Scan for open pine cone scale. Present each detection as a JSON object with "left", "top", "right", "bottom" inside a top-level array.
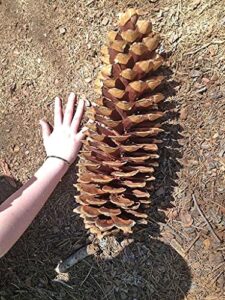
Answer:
[{"left": 75, "top": 9, "right": 165, "bottom": 238}]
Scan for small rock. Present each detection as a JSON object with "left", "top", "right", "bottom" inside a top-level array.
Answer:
[
  {"left": 9, "top": 82, "right": 16, "bottom": 94},
  {"left": 59, "top": 27, "right": 66, "bottom": 35},
  {"left": 37, "top": 58, "right": 41, "bottom": 64},
  {"left": 55, "top": 78, "right": 59, "bottom": 85},
  {"left": 210, "top": 74, "right": 219, "bottom": 81},
  {"left": 190, "top": 69, "right": 202, "bottom": 78},
  {"left": 201, "top": 142, "right": 211, "bottom": 150},
  {"left": 217, "top": 187, "right": 225, "bottom": 193},
  {"left": 204, "top": 100, "right": 212, "bottom": 107},
  {"left": 25, "top": 150, "right": 29, "bottom": 155},
  {"left": 196, "top": 86, "right": 207, "bottom": 94},
  {"left": 208, "top": 45, "right": 218, "bottom": 56},
  {"left": 180, "top": 107, "right": 188, "bottom": 120},
  {"left": 85, "top": 77, "right": 92, "bottom": 83},
  {"left": 189, "top": 159, "right": 199, "bottom": 166},
  {"left": 201, "top": 77, "right": 210, "bottom": 85},
  {"left": 218, "top": 149, "right": 225, "bottom": 157},
  {"left": 209, "top": 90, "right": 223, "bottom": 100},
  {"left": 208, "top": 161, "right": 217, "bottom": 170},
  {"left": 179, "top": 209, "right": 193, "bottom": 228},
  {"left": 101, "top": 17, "right": 109, "bottom": 26},
  {"left": 13, "top": 145, "right": 20, "bottom": 153}
]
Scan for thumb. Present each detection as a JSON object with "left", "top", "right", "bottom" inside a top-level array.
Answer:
[{"left": 39, "top": 119, "right": 52, "bottom": 141}]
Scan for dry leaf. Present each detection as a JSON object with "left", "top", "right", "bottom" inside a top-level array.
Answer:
[
  {"left": 203, "top": 238, "right": 211, "bottom": 250},
  {"left": 179, "top": 209, "right": 193, "bottom": 228},
  {"left": 164, "top": 207, "right": 179, "bottom": 221}
]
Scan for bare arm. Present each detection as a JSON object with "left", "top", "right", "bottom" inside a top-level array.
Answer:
[{"left": 0, "top": 93, "right": 86, "bottom": 257}]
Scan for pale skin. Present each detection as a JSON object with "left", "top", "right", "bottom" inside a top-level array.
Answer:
[{"left": 0, "top": 92, "right": 86, "bottom": 258}]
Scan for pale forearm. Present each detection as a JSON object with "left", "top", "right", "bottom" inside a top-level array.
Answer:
[
  {"left": 0, "top": 158, "right": 68, "bottom": 257},
  {"left": 0, "top": 93, "right": 85, "bottom": 257}
]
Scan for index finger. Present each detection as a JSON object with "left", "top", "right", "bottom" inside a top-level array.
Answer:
[{"left": 54, "top": 97, "right": 63, "bottom": 127}]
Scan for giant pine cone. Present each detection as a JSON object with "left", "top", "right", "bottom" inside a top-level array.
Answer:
[{"left": 75, "top": 9, "right": 165, "bottom": 238}]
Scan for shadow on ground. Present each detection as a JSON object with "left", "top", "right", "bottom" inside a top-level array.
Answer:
[
  {"left": 0, "top": 97, "right": 190, "bottom": 300},
  {"left": 0, "top": 174, "right": 191, "bottom": 299}
]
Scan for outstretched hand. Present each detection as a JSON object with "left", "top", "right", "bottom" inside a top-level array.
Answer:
[{"left": 39, "top": 92, "right": 86, "bottom": 164}]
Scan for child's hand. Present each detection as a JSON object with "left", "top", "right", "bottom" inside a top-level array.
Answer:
[{"left": 39, "top": 92, "right": 87, "bottom": 164}]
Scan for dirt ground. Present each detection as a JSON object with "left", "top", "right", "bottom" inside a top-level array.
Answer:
[{"left": 0, "top": 0, "right": 225, "bottom": 299}]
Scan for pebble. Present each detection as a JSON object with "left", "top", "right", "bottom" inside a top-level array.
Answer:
[
  {"left": 201, "top": 77, "right": 210, "bottom": 85},
  {"left": 101, "top": 17, "right": 109, "bottom": 26},
  {"left": 209, "top": 90, "right": 223, "bottom": 100},
  {"left": 210, "top": 74, "right": 219, "bottom": 81},
  {"left": 13, "top": 145, "right": 20, "bottom": 153},
  {"left": 59, "top": 27, "right": 66, "bottom": 35},
  {"left": 201, "top": 142, "right": 211, "bottom": 150},
  {"left": 85, "top": 77, "right": 92, "bottom": 83},
  {"left": 208, "top": 161, "right": 217, "bottom": 170},
  {"left": 218, "top": 149, "right": 225, "bottom": 157},
  {"left": 9, "top": 82, "right": 16, "bottom": 94},
  {"left": 54, "top": 78, "right": 59, "bottom": 85},
  {"left": 196, "top": 86, "right": 207, "bottom": 94},
  {"left": 190, "top": 69, "right": 202, "bottom": 78},
  {"left": 212, "top": 132, "right": 219, "bottom": 139},
  {"left": 180, "top": 107, "right": 188, "bottom": 120}
]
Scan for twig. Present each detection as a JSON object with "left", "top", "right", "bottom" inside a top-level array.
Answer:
[
  {"left": 192, "top": 194, "right": 221, "bottom": 243},
  {"left": 52, "top": 278, "right": 74, "bottom": 290},
  {"left": 185, "top": 40, "right": 224, "bottom": 55},
  {"left": 208, "top": 199, "right": 225, "bottom": 211},
  {"left": 80, "top": 265, "right": 93, "bottom": 286},
  {"left": 184, "top": 233, "right": 200, "bottom": 255},
  {"left": 206, "top": 262, "right": 225, "bottom": 286},
  {"left": 55, "top": 243, "right": 99, "bottom": 273},
  {"left": 210, "top": 269, "right": 225, "bottom": 287}
]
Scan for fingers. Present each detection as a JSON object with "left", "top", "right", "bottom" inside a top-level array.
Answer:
[
  {"left": 75, "top": 126, "right": 88, "bottom": 143},
  {"left": 71, "top": 98, "right": 85, "bottom": 133},
  {"left": 54, "top": 97, "right": 63, "bottom": 127},
  {"left": 63, "top": 92, "right": 76, "bottom": 127},
  {"left": 39, "top": 120, "right": 52, "bottom": 141}
]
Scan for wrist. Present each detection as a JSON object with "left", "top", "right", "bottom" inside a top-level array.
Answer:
[{"left": 35, "top": 157, "right": 69, "bottom": 179}]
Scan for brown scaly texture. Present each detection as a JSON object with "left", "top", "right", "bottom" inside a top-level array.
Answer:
[{"left": 74, "top": 9, "right": 165, "bottom": 238}]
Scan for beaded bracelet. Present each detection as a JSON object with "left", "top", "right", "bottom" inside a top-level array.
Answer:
[{"left": 47, "top": 155, "right": 70, "bottom": 166}]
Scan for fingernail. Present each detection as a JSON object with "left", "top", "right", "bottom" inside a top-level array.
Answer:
[{"left": 69, "top": 92, "right": 76, "bottom": 101}]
